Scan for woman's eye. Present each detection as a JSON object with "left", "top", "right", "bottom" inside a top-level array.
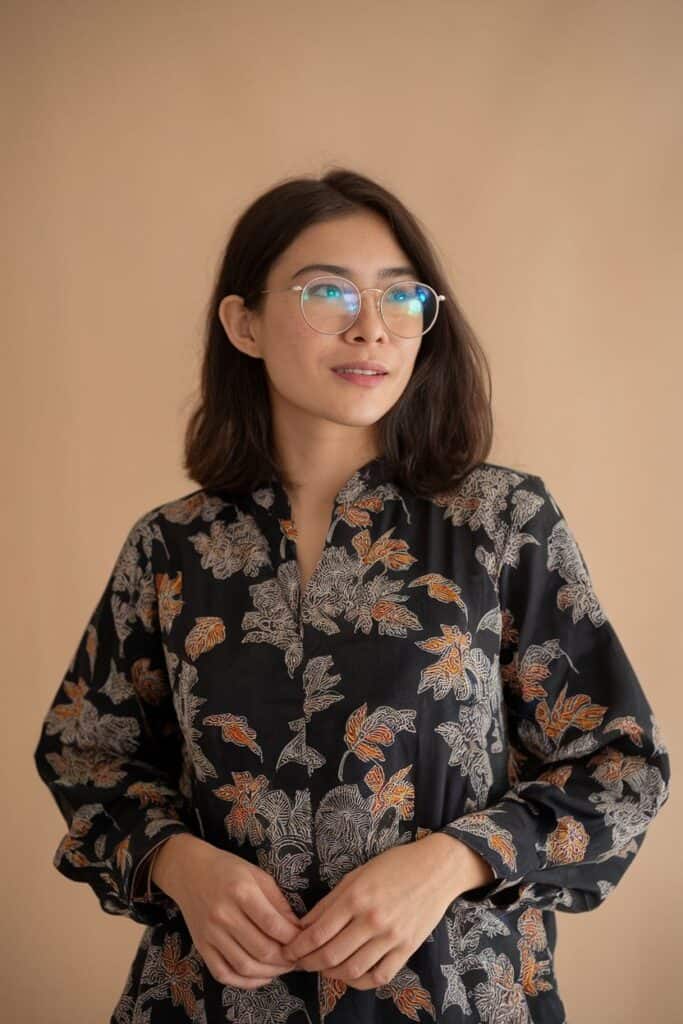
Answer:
[{"left": 310, "top": 285, "right": 342, "bottom": 298}]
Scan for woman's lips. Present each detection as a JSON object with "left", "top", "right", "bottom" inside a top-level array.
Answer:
[{"left": 332, "top": 369, "right": 388, "bottom": 388}]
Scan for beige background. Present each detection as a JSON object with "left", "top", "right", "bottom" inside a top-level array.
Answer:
[{"left": 3, "top": 1, "right": 680, "bottom": 1020}]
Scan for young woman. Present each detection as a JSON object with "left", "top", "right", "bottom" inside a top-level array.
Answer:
[{"left": 34, "top": 168, "right": 671, "bottom": 1023}]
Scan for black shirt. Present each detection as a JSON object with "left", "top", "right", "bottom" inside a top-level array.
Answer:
[{"left": 33, "top": 457, "right": 671, "bottom": 1022}]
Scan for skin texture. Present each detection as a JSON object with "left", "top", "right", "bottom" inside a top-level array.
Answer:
[{"left": 148, "top": 211, "right": 495, "bottom": 989}]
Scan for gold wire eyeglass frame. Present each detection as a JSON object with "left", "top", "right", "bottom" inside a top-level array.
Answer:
[{"left": 259, "top": 275, "right": 447, "bottom": 337}]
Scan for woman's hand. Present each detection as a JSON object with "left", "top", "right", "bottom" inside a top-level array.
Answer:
[
  {"left": 153, "top": 834, "right": 304, "bottom": 990},
  {"left": 281, "top": 833, "right": 495, "bottom": 991}
]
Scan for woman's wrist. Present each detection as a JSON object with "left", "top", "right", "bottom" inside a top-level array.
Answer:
[
  {"left": 422, "top": 832, "right": 496, "bottom": 899},
  {"left": 152, "top": 833, "right": 210, "bottom": 902}
]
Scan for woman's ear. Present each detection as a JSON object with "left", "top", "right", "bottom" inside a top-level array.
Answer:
[{"left": 218, "top": 294, "right": 262, "bottom": 359}]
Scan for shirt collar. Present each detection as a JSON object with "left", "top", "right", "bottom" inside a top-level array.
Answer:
[{"left": 250, "top": 454, "right": 392, "bottom": 520}]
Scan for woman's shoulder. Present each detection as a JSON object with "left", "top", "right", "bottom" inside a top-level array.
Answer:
[
  {"left": 437, "top": 459, "right": 549, "bottom": 506},
  {"left": 133, "top": 485, "right": 244, "bottom": 528},
  {"left": 118, "top": 486, "right": 244, "bottom": 561},
  {"left": 465, "top": 459, "right": 543, "bottom": 488},
  {"left": 428, "top": 461, "right": 559, "bottom": 553}
]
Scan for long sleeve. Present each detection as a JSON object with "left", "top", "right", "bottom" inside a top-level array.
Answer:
[
  {"left": 437, "top": 473, "right": 671, "bottom": 915},
  {"left": 33, "top": 509, "right": 193, "bottom": 927}
]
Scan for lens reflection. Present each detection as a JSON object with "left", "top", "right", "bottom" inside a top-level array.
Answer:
[{"left": 301, "top": 276, "right": 438, "bottom": 337}]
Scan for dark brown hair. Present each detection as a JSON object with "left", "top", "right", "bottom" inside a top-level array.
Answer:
[{"left": 182, "top": 167, "right": 494, "bottom": 498}]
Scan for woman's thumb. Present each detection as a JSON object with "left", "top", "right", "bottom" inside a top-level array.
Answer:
[{"left": 266, "top": 878, "right": 303, "bottom": 927}]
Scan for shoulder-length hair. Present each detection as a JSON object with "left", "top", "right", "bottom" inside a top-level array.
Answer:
[{"left": 183, "top": 167, "right": 494, "bottom": 499}]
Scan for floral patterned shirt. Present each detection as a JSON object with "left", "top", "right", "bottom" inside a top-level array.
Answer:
[{"left": 33, "top": 456, "right": 671, "bottom": 1023}]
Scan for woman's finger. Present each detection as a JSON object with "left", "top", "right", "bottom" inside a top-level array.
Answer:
[
  {"left": 241, "top": 879, "right": 304, "bottom": 948},
  {"left": 259, "top": 873, "right": 303, "bottom": 927},
  {"left": 323, "top": 933, "right": 398, "bottom": 986},
  {"left": 214, "top": 907, "right": 299, "bottom": 969},
  {"left": 294, "top": 915, "right": 372, "bottom": 972},
  {"left": 204, "top": 942, "right": 275, "bottom": 990}
]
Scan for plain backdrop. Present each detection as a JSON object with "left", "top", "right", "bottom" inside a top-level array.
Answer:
[{"left": 3, "top": 1, "right": 680, "bottom": 1020}]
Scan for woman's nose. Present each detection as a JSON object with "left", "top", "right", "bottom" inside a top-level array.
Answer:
[{"left": 347, "top": 289, "right": 386, "bottom": 336}]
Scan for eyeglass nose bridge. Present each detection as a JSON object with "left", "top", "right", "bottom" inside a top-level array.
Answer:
[{"left": 348, "top": 285, "right": 385, "bottom": 324}]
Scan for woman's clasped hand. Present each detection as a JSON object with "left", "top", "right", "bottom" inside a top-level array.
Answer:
[
  {"left": 281, "top": 834, "right": 469, "bottom": 991},
  {"left": 154, "top": 835, "right": 304, "bottom": 991},
  {"left": 159, "top": 832, "right": 472, "bottom": 992}
]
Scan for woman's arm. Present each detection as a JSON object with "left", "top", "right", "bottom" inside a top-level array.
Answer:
[
  {"left": 33, "top": 510, "right": 193, "bottom": 926},
  {"left": 435, "top": 474, "right": 671, "bottom": 914}
]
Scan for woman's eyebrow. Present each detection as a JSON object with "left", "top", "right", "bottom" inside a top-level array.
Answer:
[{"left": 289, "top": 263, "right": 416, "bottom": 282}]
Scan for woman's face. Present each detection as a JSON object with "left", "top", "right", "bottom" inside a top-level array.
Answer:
[{"left": 218, "top": 210, "right": 424, "bottom": 441}]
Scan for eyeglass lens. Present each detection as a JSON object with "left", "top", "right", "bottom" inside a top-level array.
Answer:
[{"left": 300, "top": 275, "right": 438, "bottom": 338}]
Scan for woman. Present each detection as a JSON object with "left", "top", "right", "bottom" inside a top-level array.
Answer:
[{"left": 34, "top": 168, "right": 671, "bottom": 1023}]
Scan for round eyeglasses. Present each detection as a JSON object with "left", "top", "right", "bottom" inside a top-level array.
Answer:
[{"left": 259, "top": 274, "right": 446, "bottom": 339}]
